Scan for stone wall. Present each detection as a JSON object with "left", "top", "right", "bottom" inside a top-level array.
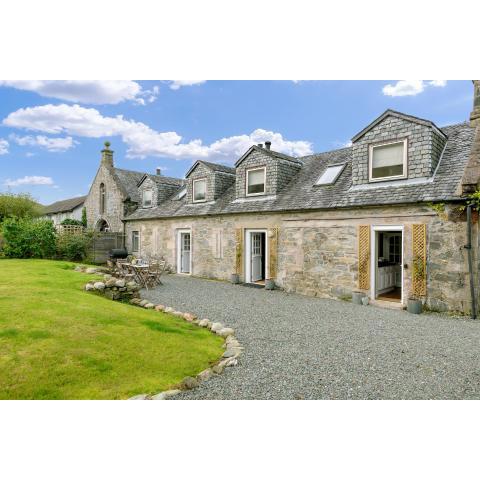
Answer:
[
  {"left": 352, "top": 115, "right": 447, "bottom": 185},
  {"left": 124, "top": 203, "right": 477, "bottom": 314},
  {"left": 235, "top": 148, "right": 302, "bottom": 199},
  {"left": 84, "top": 163, "right": 125, "bottom": 233}
]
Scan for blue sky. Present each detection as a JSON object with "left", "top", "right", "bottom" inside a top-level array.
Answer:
[{"left": 0, "top": 80, "right": 474, "bottom": 205}]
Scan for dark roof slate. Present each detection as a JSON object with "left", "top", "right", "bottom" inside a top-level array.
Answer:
[
  {"left": 43, "top": 195, "right": 86, "bottom": 214},
  {"left": 185, "top": 160, "right": 236, "bottom": 178},
  {"left": 113, "top": 168, "right": 150, "bottom": 203},
  {"left": 351, "top": 109, "right": 448, "bottom": 142},
  {"left": 124, "top": 122, "right": 475, "bottom": 221},
  {"left": 137, "top": 173, "right": 185, "bottom": 188}
]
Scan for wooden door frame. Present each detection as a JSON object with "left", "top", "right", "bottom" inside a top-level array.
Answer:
[
  {"left": 244, "top": 229, "right": 268, "bottom": 284},
  {"left": 370, "top": 225, "right": 404, "bottom": 305}
]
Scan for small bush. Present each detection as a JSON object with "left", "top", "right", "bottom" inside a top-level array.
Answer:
[
  {"left": 56, "top": 232, "right": 93, "bottom": 261},
  {"left": 1, "top": 217, "right": 56, "bottom": 258},
  {"left": 60, "top": 218, "right": 84, "bottom": 226}
]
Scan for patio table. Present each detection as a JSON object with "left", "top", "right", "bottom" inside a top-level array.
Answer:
[{"left": 130, "top": 264, "right": 150, "bottom": 288}]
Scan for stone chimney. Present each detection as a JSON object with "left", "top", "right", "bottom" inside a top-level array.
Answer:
[
  {"left": 461, "top": 81, "right": 480, "bottom": 194},
  {"left": 265, "top": 141, "right": 272, "bottom": 150},
  {"left": 101, "top": 141, "right": 114, "bottom": 168},
  {"left": 156, "top": 167, "right": 162, "bottom": 176},
  {"left": 471, "top": 80, "right": 480, "bottom": 127}
]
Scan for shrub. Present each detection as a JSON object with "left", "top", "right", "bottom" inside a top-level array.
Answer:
[
  {"left": 60, "top": 218, "right": 84, "bottom": 226},
  {"left": 1, "top": 217, "right": 56, "bottom": 258},
  {"left": 56, "top": 231, "right": 93, "bottom": 261}
]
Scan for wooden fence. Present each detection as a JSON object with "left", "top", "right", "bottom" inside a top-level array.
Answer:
[{"left": 89, "top": 232, "right": 125, "bottom": 264}]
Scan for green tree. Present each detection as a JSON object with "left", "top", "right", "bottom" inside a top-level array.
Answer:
[
  {"left": 0, "top": 193, "right": 42, "bottom": 221},
  {"left": 81, "top": 207, "right": 87, "bottom": 227}
]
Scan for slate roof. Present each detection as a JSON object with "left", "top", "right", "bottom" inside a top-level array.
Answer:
[
  {"left": 137, "top": 173, "right": 185, "bottom": 187},
  {"left": 235, "top": 145, "right": 303, "bottom": 167},
  {"left": 43, "top": 195, "right": 86, "bottom": 214},
  {"left": 124, "top": 122, "right": 475, "bottom": 221},
  {"left": 351, "top": 109, "right": 448, "bottom": 142},
  {"left": 113, "top": 168, "right": 150, "bottom": 203},
  {"left": 185, "top": 160, "right": 236, "bottom": 178}
]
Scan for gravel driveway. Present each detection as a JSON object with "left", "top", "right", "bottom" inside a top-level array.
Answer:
[{"left": 143, "top": 275, "right": 480, "bottom": 399}]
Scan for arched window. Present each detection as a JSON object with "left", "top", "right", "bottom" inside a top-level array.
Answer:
[{"left": 99, "top": 183, "right": 105, "bottom": 214}]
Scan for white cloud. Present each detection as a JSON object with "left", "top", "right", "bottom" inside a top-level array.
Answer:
[
  {"left": 429, "top": 80, "right": 447, "bottom": 87},
  {"left": 10, "top": 134, "right": 76, "bottom": 152},
  {"left": 0, "top": 139, "right": 8, "bottom": 155},
  {"left": 3, "top": 103, "right": 313, "bottom": 161},
  {"left": 0, "top": 80, "right": 158, "bottom": 105},
  {"left": 169, "top": 80, "right": 206, "bottom": 90},
  {"left": 382, "top": 80, "right": 448, "bottom": 97},
  {"left": 4, "top": 176, "right": 54, "bottom": 187}
]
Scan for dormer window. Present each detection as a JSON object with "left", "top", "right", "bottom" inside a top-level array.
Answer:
[
  {"left": 316, "top": 163, "right": 345, "bottom": 185},
  {"left": 246, "top": 167, "right": 266, "bottom": 196},
  {"left": 193, "top": 179, "right": 206, "bottom": 202},
  {"left": 142, "top": 189, "right": 152, "bottom": 207},
  {"left": 369, "top": 139, "right": 407, "bottom": 182}
]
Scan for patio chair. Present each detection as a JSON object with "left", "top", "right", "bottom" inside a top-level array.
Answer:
[
  {"left": 146, "top": 260, "right": 166, "bottom": 287},
  {"left": 118, "top": 262, "right": 135, "bottom": 282}
]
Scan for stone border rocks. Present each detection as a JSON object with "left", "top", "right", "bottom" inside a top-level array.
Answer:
[
  {"left": 127, "top": 299, "right": 243, "bottom": 400},
  {"left": 78, "top": 268, "right": 242, "bottom": 400},
  {"left": 84, "top": 274, "right": 142, "bottom": 301}
]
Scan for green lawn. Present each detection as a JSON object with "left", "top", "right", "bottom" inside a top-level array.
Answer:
[{"left": 0, "top": 259, "right": 223, "bottom": 399}]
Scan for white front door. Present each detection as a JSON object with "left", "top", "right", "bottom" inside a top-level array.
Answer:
[
  {"left": 181, "top": 232, "right": 191, "bottom": 273},
  {"left": 251, "top": 232, "right": 263, "bottom": 282}
]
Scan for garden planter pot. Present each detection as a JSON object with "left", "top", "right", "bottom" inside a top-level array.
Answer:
[
  {"left": 407, "top": 298, "right": 423, "bottom": 314},
  {"left": 265, "top": 279, "right": 275, "bottom": 290},
  {"left": 230, "top": 274, "right": 240, "bottom": 284},
  {"left": 352, "top": 291, "right": 366, "bottom": 305}
]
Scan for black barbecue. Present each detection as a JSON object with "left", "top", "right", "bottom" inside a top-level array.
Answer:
[{"left": 109, "top": 248, "right": 128, "bottom": 261}]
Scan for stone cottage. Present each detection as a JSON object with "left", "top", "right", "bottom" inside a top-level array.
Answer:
[{"left": 83, "top": 81, "right": 480, "bottom": 314}]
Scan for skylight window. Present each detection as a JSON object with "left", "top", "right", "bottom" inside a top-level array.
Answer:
[{"left": 315, "top": 164, "right": 345, "bottom": 185}]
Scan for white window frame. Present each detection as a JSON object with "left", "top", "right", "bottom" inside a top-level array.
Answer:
[
  {"left": 142, "top": 189, "right": 153, "bottom": 208},
  {"left": 192, "top": 178, "right": 207, "bottom": 203},
  {"left": 131, "top": 231, "right": 140, "bottom": 253},
  {"left": 246, "top": 166, "right": 266, "bottom": 197},
  {"left": 368, "top": 138, "right": 408, "bottom": 183}
]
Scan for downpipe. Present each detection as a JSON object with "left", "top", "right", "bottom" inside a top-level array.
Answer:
[{"left": 464, "top": 204, "right": 477, "bottom": 319}]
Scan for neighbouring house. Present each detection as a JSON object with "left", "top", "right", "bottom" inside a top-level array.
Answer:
[
  {"left": 43, "top": 195, "right": 86, "bottom": 226},
  {"left": 83, "top": 81, "right": 480, "bottom": 314}
]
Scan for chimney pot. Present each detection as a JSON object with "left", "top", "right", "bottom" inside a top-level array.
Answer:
[
  {"left": 265, "top": 141, "right": 271, "bottom": 150},
  {"left": 156, "top": 167, "right": 161, "bottom": 176},
  {"left": 257, "top": 143, "right": 263, "bottom": 148}
]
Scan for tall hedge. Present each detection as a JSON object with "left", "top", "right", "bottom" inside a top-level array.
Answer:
[{"left": 1, "top": 217, "right": 57, "bottom": 258}]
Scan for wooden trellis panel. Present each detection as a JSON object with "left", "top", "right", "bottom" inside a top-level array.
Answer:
[
  {"left": 235, "top": 228, "right": 243, "bottom": 275},
  {"left": 412, "top": 223, "right": 427, "bottom": 296},
  {"left": 268, "top": 227, "right": 279, "bottom": 279},
  {"left": 358, "top": 225, "right": 370, "bottom": 290}
]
